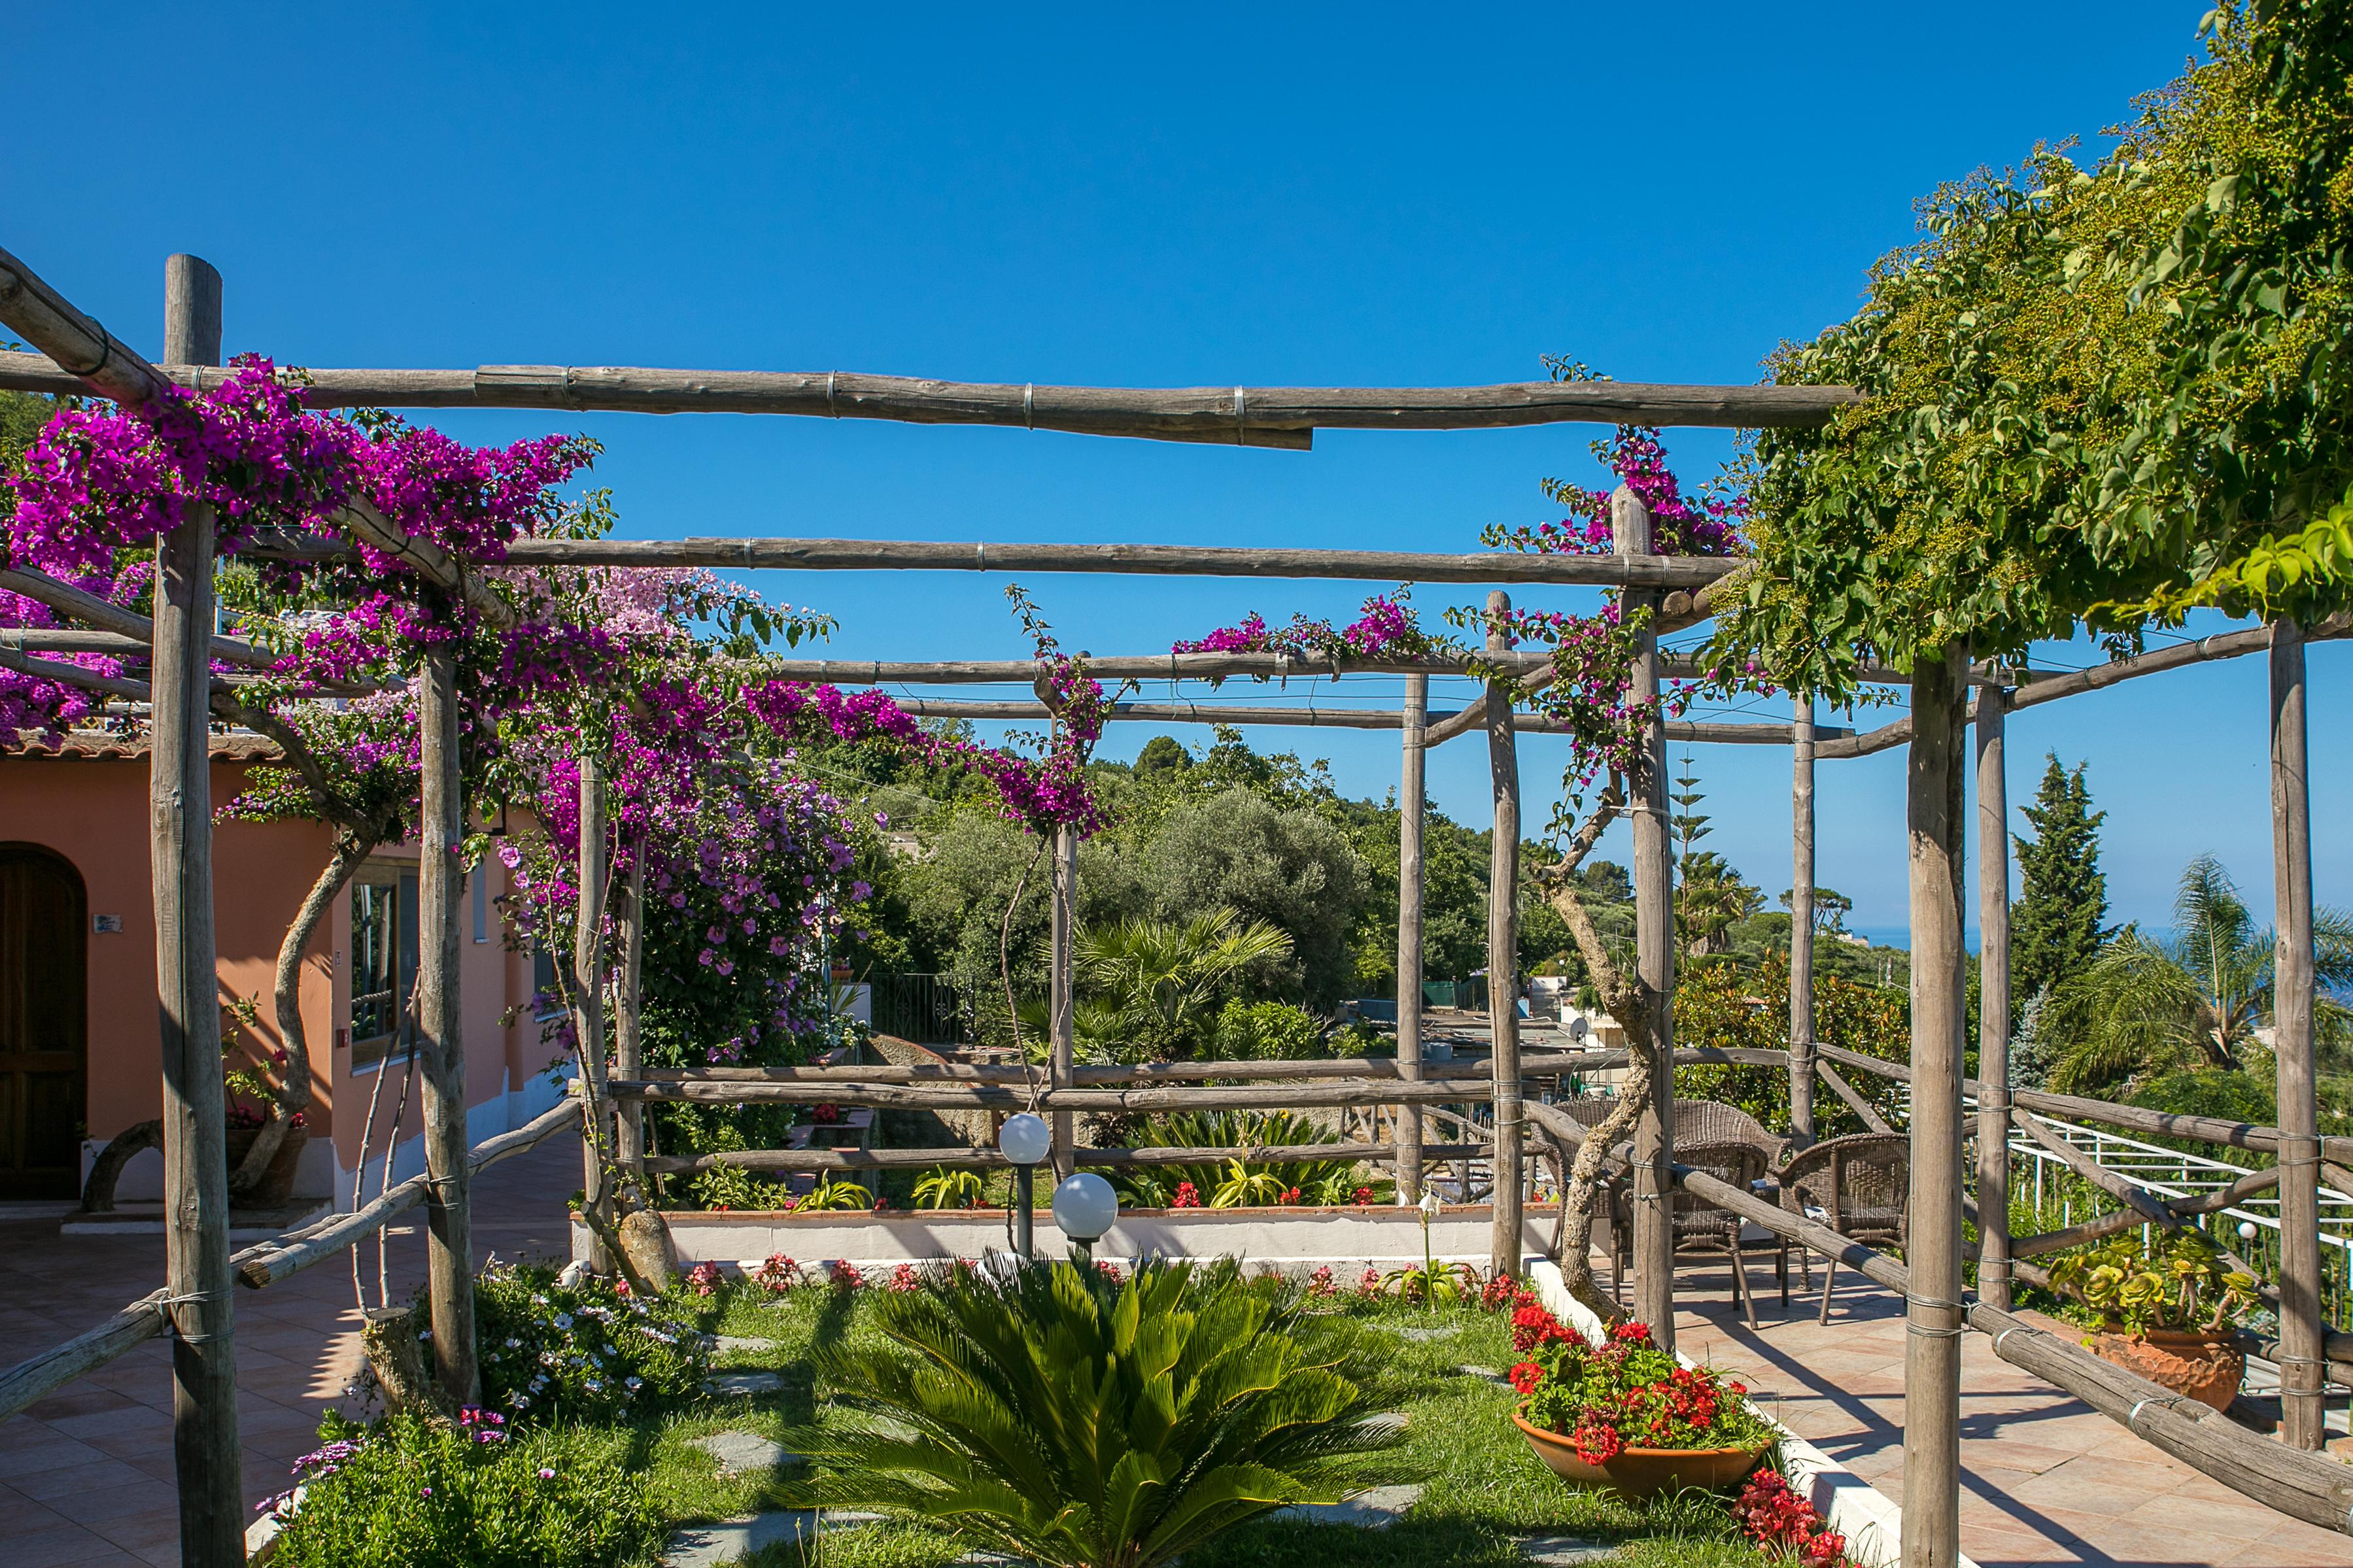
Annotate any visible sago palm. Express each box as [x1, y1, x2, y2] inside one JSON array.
[[1076, 908, 1294, 1040], [2048, 854, 2353, 1093], [787, 1260, 1390, 1568]]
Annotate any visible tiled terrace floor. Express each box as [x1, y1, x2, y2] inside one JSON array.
[[5, 1163, 2349, 1568], [0, 1140, 580, 1568], [1664, 1255, 2352, 1567]]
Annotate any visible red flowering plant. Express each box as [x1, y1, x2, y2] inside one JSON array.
[[1515, 1308, 1771, 1462], [1736, 1469, 1851, 1567]]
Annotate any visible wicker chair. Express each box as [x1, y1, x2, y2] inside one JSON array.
[[1777, 1132, 1909, 1323], [1549, 1098, 1790, 1324]]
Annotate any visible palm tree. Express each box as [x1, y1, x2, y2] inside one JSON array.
[[2046, 855, 2353, 1093], [787, 1260, 1389, 1568]]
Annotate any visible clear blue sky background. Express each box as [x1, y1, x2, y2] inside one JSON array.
[[15, 1, 2335, 934]]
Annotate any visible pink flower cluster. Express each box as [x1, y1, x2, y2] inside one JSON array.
[[1173, 589, 1432, 667], [1484, 426, 1747, 560]]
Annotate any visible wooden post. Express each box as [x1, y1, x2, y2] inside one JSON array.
[[1616, 485, 1676, 1348], [1790, 694, 1817, 1143], [573, 751, 612, 1244], [154, 253, 243, 1568], [1049, 824, 1078, 1178], [1396, 672, 1428, 1201], [1974, 683, 2014, 1312], [417, 648, 479, 1403], [1902, 644, 1968, 1568], [1485, 594, 1524, 1274], [613, 857, 646, 1202], [2272, 619, 2326, 1450]]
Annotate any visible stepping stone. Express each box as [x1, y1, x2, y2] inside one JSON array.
[[1353, 1411, 1410, 1440], [703, 1371, 787, 1397], [1455, 1364, 1512, 1385], [691, 1430, 799, 1474], [715, 1335, 782, 1357], [662, 1511, 812, 1567], [662, 1509, 886, 1568], [1388, 1323, 1460, 1342], [1273, 1484, 1421, 1528], [1517, 1535, 1619, 1565]]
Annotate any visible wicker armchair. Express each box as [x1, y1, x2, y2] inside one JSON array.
[[1547, 1098, 1789, 1324], [1777, 1132, 1909, 1323]]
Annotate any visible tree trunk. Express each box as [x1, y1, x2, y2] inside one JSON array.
[[230, 837, 368, 1196]]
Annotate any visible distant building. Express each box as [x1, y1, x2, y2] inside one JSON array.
[[0, 730, 566, 1205]]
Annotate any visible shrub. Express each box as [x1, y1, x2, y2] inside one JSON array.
[[267, 1414, 663, 1568], [471, 1262, 712, 1422], [1211, 998, 1328, 1061], [1515, 1309, 1772, 1460], [789, 1259, 1391, 1568]]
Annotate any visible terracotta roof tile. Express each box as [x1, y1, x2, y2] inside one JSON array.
[[4, 728, 283, 762]]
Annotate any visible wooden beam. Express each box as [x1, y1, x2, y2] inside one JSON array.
[[884, 694, 1829, 745], [2271, 619, 2326, 1450], [0, 346, 1859, 435], [1790, 696, 1817, 1142], [416, 649, 479, 1404], [1975, 684, 2015, 1310], [1815, 1059, 1891, 1134], [0, 246, 177, 407], [613, 861, 647, 1199], [608, 1078, 1496, 1112], [1485, 590, 1524, 1276], [1902, 642, 1968, 1568], [1619, 484, 1677, 1350], [152, 254, 241, 1568], [2012, 1108, 2180, 1231], [744, 649, 1889, 689], [1396, 673, 1428, 1201], [574, 751, 615, 1268], [262, 534, 1738, 590], [2010, 1165, 2282, 1260], [1049, 824, 1078, 1178], [642, 1140, 1476, 1176], [0, 570, 276, 667], [0, 1291, 169, 1425], [636, 1045, 1767, 1086]]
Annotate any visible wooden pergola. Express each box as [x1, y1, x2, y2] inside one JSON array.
[[0, 243, 2346, 1567]]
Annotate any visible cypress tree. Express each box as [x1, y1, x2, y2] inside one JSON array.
[[2010, 753, 2109, 1012]]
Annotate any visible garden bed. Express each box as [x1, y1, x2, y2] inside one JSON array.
[[257, 1260, 1839, 1568]]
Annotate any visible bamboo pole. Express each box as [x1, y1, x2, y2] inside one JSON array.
[[2271, 619, 2326, 1450], [1049, 824, 1078, 1179], [1974, 683, 2014, 1310], [152, 254, 241, 1568], [574, 751, 615, 1263], [1396, 673, 1428, 1201], [1485, 592, 1524, 1273], [0, 345, 1858, 435], [1789, 696, 1817, 1143], [1902, 643, 1968, 1568], [1617, 485, 1677, 1348], [613, 858, 647, 1202], [416, 649, 479, 1404]]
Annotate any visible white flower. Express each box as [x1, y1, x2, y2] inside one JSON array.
[[552, 1313, 574, 1330], [585, 1380, 603, 1392]]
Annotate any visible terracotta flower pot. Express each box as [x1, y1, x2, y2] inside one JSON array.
[[2087, 1326, 2244, 1411], [1512, 1411, 1765, 1498], [224, 1125, 309, 1208]]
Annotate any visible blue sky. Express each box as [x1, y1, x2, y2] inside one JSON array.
[[16, 1, 2333, 930]]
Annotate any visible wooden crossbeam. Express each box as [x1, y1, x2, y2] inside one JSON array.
[[0, 347, 1858, 439]]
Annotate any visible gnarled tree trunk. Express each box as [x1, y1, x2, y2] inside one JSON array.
[[230, 836, 369, 1197]]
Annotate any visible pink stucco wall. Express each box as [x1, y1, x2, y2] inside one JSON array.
[[0, 741, 547, 1200]]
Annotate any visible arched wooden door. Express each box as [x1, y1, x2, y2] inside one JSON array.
[[0, 844, 88, 1198]]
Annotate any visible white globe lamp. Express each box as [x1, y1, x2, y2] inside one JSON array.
[[1053, 1172, 1120, 1266], [997, 1113, 1054, 1263]]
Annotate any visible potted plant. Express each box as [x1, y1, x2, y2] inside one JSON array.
[[2046, 1230, 2260, 1410], [1509, 1306, 1772, 1499]]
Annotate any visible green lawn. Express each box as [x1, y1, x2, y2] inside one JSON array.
[[652, 1284, 1789, 1568]]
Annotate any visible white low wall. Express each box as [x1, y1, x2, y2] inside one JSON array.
[[575, 1202, 1563, 1274]]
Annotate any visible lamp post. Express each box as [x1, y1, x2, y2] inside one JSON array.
[[1053, 1172, 1120, 1269], [999, 1113, 1052, 1263]]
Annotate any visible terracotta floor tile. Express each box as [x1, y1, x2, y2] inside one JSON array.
[[10, 1520, 147, 1568]]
